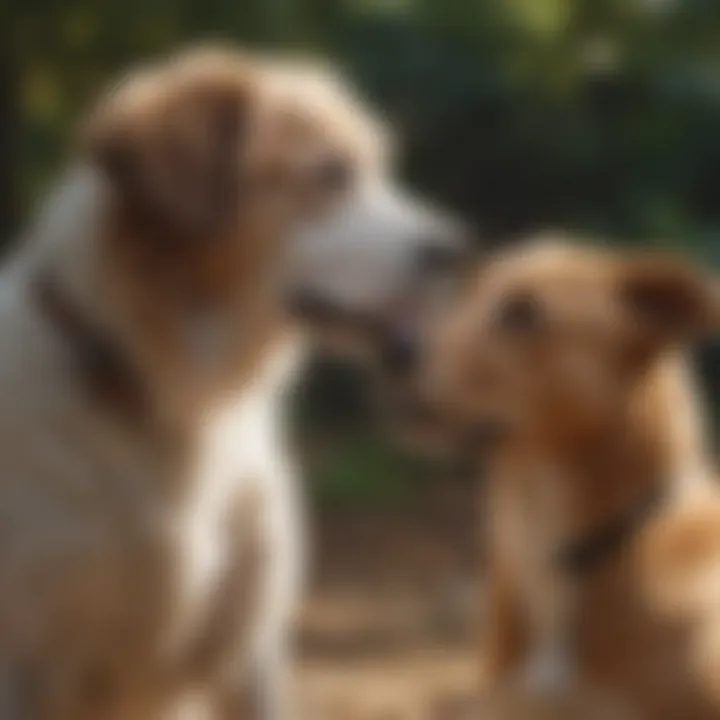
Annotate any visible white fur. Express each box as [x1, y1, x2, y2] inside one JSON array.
[[288, 177, 456, 314]]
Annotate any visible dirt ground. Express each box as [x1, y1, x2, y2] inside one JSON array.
[[294, 478, 482, 720]]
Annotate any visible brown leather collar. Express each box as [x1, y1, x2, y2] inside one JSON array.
[[556, 485, 666, 577], [32, 271, 150, 425]]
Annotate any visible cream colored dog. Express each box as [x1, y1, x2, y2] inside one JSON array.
[[0, 48, 463, 719]]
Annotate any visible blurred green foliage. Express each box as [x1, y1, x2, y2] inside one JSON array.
[[312, 432, 420, 509], [4, 0, 720, 503]]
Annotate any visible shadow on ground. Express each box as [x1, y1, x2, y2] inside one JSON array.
[[295, 478, 481, 719]]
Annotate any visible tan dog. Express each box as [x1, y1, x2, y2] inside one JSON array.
[[0, 48, 464, 719], [410, 237, 720, 718]]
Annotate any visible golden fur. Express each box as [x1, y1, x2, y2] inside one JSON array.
[[419, 236, 720, 718]]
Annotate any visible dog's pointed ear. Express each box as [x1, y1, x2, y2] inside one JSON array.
[[83, 58, 254, 240], [620, 255, 720, 353]]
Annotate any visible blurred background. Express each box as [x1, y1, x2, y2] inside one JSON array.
[[4, 0, 720, 715]]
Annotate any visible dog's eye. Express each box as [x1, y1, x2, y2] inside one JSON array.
[[494, 292, 541, 334], [313, 157, 353, 192]]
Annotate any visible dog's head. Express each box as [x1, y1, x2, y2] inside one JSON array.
[[395, 237, 720, 453], [80, 47, 467, 389]]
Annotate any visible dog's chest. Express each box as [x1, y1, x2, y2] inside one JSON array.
[[492, 466, 578, 690], [168, 388, 282, 660], [493, 467, 568, 594]]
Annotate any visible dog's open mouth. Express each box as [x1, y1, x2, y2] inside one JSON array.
[[394, 397, 441, 426], [376, 387, 459, 454], [287, 290, 383, 337], [287, 286, 436, 365], [381, 384, 518, 456]]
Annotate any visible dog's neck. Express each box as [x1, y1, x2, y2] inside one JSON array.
[[492, 353, 713, 542], [485, 353, 715, 689], [18, 165, 302, 425]]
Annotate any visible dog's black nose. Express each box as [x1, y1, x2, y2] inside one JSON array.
[[381, 329, 420, 377], [414, 231, 472, 277]]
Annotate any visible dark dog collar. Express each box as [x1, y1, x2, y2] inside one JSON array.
[[557, 485, 666, 577], [32, 271, 149, 425]]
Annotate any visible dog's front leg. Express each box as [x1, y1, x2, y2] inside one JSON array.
[[230, 461, 303, 720], [480, 573, 530, 689], [249, 515, 302, 720], [209, 586, 295, 720], [252, 637, 292, 720], [212, 638, 292, 720]]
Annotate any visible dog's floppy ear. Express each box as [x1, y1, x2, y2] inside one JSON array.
[[620, 254, 720, 354], [84, 58, 254, 240]]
